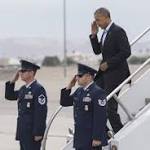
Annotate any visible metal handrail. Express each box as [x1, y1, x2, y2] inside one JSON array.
[[130, 27, 150, 46], [41, 106, 63, 150], [107, 57, 150, 120], [107, 58, 150, 101], [106, 26, 150, 120], [113, 94, 134, 120], [41, 26, 150, 150]]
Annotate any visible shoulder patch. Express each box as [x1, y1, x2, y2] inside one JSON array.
[[98, 99, 106, 106], [38, 94, 46, 105]]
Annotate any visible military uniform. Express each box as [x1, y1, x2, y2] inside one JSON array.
[[5, 60, 47, 150], [60, 64, 108, 150]]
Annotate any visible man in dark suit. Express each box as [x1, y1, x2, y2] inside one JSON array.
[[89, 7, 131, 133], [60, 63, 108, 150], [5, 60, 47, 150]]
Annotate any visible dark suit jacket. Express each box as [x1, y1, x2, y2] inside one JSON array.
[[90, 23, 131, 94]]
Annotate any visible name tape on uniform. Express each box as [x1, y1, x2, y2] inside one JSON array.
[[83, 97, 92, 102], [24, 91, 33, 99]]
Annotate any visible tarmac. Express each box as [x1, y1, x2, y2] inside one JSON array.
[[0, 66, 76, 150], [0, 65, 141, 150]]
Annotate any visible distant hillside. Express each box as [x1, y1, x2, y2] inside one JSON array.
[[132, 41, 150, 56], [0, 37, 62, 59], [0, 37, 150, 59]]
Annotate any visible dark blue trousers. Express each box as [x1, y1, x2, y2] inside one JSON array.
[[75, 145, 102, 150], [20, 138, 41, 150]]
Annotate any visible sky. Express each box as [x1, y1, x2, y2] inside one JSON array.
[[0, 0, 150, 43]]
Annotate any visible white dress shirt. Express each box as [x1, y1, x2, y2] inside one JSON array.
[[102, 21, 113, 46], [84, 81, 94, 91], [26, 79, 36, 88]]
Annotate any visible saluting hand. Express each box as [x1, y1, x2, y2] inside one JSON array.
[[100, 62, 108, 72], [91, 21, 99, 35], [66, 75, 77, 90], [10, 70, 20, 83]]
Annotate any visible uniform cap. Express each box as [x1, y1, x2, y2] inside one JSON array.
[[77, 63, 97, 76], [20, 60, 40, 71]]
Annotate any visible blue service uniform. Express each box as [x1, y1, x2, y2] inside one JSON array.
[[60, 82, 107, 150], [5, 80, 47, 150]]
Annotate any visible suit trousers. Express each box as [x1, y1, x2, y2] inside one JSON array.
[[95, 77, 123, 133], [107, 95, 123, 133]]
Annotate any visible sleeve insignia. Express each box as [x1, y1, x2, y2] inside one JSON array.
[[98, 99, 106, 106], [38, 94, 46, 105]]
